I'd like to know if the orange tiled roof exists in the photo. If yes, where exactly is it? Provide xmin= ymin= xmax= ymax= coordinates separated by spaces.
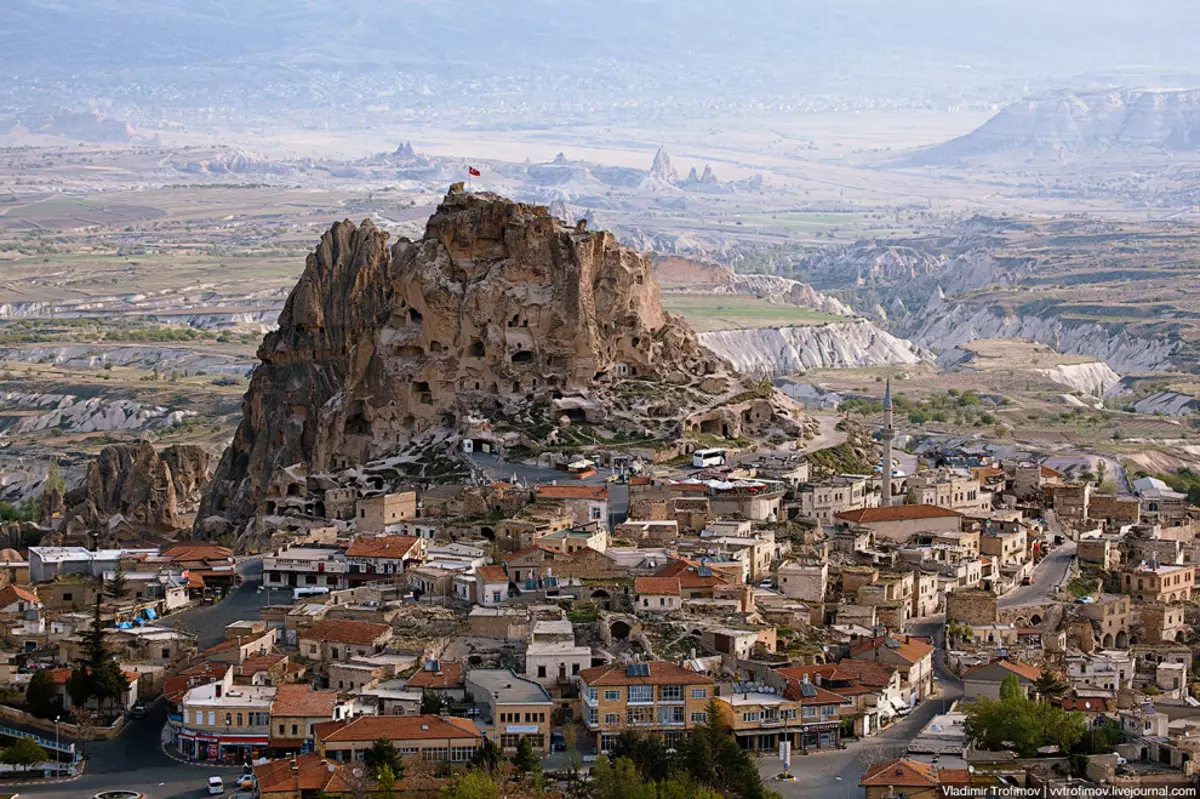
xmin=346 ymin=535 xmax=421 ymax=560
xmin=406 ymin=662 xmax=464 ymax=690
xmin=238 ymin=654 xmax=285 ymax=676
xmin=504 ymin=546 xmax=543 ymax=562
xmin=477 ymin=565 xmax=508 ymax=583
xmin=314 ymin=714 xmax=479 ymax=744
xmin=776 ymin=660 xmax=897 ymax=692
xmin=255 ymin=753 xmax=352 ymax=793
xmin=962 ymin=658 xmax=1043 ymax=683
xmin=862 ymin=758 xmax=941 ymax=787
xmin=579 ymin=661 xmax=713 ymax=687
xmin=849 ymin=634 xmax=935 ymax=665
xmin=837 ymin=505 xmax=962 ymax=524
xmin=0 ymin=585 xmax=39 ymax=607
xmin=535 ymin=484 xmax=608 ymax=501
xmin=271 ymin=684 xmax=339 ymax=718
xmin=163 ymin=544 xmax=233 ymax=562
xmin=635 ymin=576 xmax=680 ymax=596
xmin=301 ymin=619 xmax=391 ymax=646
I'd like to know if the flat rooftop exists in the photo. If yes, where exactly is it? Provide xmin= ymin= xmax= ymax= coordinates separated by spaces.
xmin=467 ymin=669 xmax=552 ymax=705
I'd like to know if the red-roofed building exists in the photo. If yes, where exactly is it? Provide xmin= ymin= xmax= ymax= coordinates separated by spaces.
xmin=313 ymin=714 xmax=481 ymax=763
xmin=836 ymin=504 xmax=963 ymax=542
xmin=849 ymin=634 xmax=936 ymax=700
xmin=255 ymin=752 xmax=354 ymax=799
xmin=406 ymin=660 xmax=466 ymax=700
xmin=775 ymin=660 xmax=904 ymax=737
xmin=298 ymin=619 xmax=392 ymax=663
xmin=577 ymin=661 xmax=716 ymax=753
xmin=268 ymin=684 xmax=341 ymax=753
xmin=860 ymin=758 xmax=971 ymax=799
xmin=634 ymin=576 xmax=680 ymax=613
xmin=475 ymin=565 xmax=510 ymax=607
xmin=345 ymin=535 xmax=425 ymax=584
xmin=534 ymin=484 xmax=609 ymax=527
xmin=961 ymin=658 xmax=1044 ymax=701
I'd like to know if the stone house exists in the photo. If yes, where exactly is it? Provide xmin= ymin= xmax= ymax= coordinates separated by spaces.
xmin=960 ymin=658 xmax=1042 ymax=701
xmin=848 ymin=634 xmax=935 ymax=701
xmin=835 ymin=505 xmax=963 ymax=543
xmin=298 ymin=619 xmax=392 ymax=664
xmin=355 ymin=491 xmax=417 ymax=532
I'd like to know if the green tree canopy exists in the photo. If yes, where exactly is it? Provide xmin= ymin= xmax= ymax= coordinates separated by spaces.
xmin=965 ymin=672 xmax=1086 ymax=757
xmin=511 ymin=736 xmax=539 ymax=775
xmin=438 ymin=768 xmax=500 ymax=799
xmin=1 ymin=736 xmax=48 ymax=769
xmin=25 ymin=668 xmax=58 ymax=719
xmin=363 ymin=736 xmax=404 ymax=781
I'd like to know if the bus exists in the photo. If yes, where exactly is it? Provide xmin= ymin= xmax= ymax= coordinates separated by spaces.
xmin=692 ymin=448 xmax=727 ymax=468
xmin=293 ymin=586 xmax=331 ymax=600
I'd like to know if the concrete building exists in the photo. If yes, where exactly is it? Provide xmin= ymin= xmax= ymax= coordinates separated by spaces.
xmin=525 ymin=619 xmax=593 ymax=688
xmin=356 ymin=491 xmax=418 ymax=532
xmin=262 ymin=545 xmax=347 ymax=592
xmin=534 ymin=484 xmax=609 ymax=527
xmin=314 ymin=715 xmax=481 ymax=763
xmin=1121 ymin=562 xmax=1195 ymax=603
xmin=578 ymin=661 xmax=716 ymax=753
xmin=177 ymin=667 xmax=274 ymax=763
xmin=778 ymin=560 xmax=827 ymax=603
xmin=961 ymin=659 xmax=1043 ymax=701
xmin=715 ymin=677 xmax=848 ymax=753
xmin=465 ymin=668 xmax=554 ymax=755
xmin=835 ymin=505 xmax=963 ymax=543
xmin=298 ymin=619 xmax=392 ymax=663
xmin=906 ymin=470 xmax=992 ymax=515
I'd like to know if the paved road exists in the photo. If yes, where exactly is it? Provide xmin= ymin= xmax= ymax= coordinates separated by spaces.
xmin=174 ymin=557 xmax=267 ymax=649
xmin=18 ymin=558 xmax=267 ymax=798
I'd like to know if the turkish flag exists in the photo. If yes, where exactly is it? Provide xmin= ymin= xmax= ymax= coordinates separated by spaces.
xmin=468 ymin=166 xmax=481 ymax=176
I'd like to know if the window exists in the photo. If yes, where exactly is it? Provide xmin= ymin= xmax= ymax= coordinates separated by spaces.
xmin=291 ymin=723 xmax=298 ymax=735
xmin=63 ymin=593 xmax=72 ymax=602
xmin=422 ymin=747 xmax=450 ymax=762
xmin=628 ymin=685 xmax=653 ymax=704
xmin=573 ymin=663 xmax=580 ymax=675
xmin=236 ymin=713 xmax=243 ymax=727
xmin=660 ymin=685 xmax=682 ymax=701
xmin=184 ymin=710 xmax=190 ymax=724
xmin=604 ymin=689 xmax=622 ymax=701
xmin=585 ymin=687 xmax=598 ymax=704
xmin=691 ymin=688 xmax=708 ymax=700
xmin=225 ymin=713 xmax=232 ymax=726
xmin=690 ymin=712 xmax=707 ymax=723
xmin=451 ymin=746 xmax=476 ymax=762
xmin=604 ymin=713 xmax=621 ymax=725
xmin=802 ymin=706 xmax=817 ymax=719
xmin=743 ymin=711 xmax=761 ymax=722
xmin=161 ymin=648 xmax=171 ymax=660
xmin=781 ymin=709 xmax=797 ymax=720
xmin=278 ymin=723 xmax=285 ymax=734
xmin=207 ymin=712 xmax=215 ymax=726
xmin=626 ymin=706 xmax=654 ymax=725
xmin=538 ymin=666 xmax=547 ymax=678
xmin=821 ymin=705 xmax=836 ymax=718
xmin=658 ymin=706 xmax=685 ymax=725
xmin=587 ymin=708 xmax=599 ymax=726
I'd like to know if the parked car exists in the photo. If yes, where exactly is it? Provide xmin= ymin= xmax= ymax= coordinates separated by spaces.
xmin=208 ymin=775 xmax=224 ymax=795
xmin=551 ymin=732 xmax=566 ymax=752
xmin=131 ymin=700 xmax=147 ymax=719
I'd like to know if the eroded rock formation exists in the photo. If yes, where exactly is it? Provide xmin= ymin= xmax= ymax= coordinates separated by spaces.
xmin=64 ymin=442 xmax=211 ymax=534
xmin=199 ymin=187 xmax=813 ymax=530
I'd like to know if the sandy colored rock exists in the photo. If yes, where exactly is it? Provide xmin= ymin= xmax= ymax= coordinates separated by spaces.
xmin=199 ymin=188 xmax=814 ymax=530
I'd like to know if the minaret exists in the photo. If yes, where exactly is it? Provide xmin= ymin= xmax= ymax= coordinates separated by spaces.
xmin=881 ymin=378 xmax=895 ymax=508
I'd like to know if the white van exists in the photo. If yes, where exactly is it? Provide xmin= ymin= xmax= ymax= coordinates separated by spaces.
xmin=208 ymin=775 xmax=224 ymax=795
xmin=692 ymin=448 xmax=726 ymax=468
xmin=293 ymin=586 xmax=331 ymax=600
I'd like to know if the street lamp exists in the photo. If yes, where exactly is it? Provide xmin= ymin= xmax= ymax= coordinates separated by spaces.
xmin=54 ymin=715 xmax=60 ymax=775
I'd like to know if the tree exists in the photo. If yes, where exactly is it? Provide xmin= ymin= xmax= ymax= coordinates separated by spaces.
xmin=1034 ymin=670 xmax=1071 ymax=703
xmin=376 ymin=763 xmax=397 ymax=799
xmin=590 ymin=755 xmax=646 ymax=799
xmin=965 ymin=673 xmax=1085 ymax=757
xmin=105 ymin=564 xmax=129 ymax=602
xmin=470 ymin=737 xmax=503 ymax=773
xmin=420 ymin=688 xmax=447 ymax=715
xmin=439 ymin=769 xmax=500 ymax=799
xmin=511 ymin=736 xmax=538 ymax=776
xmin=25 ymin=668 xmax=58 ymax=719
xmin=1 ymin=736 xmax=48 ymax=772
xmin=362 ymin=736 xmax=403 ymax=781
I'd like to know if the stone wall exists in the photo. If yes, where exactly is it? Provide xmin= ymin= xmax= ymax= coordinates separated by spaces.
xmin=945 ymin=590 xmax=997 ymax=625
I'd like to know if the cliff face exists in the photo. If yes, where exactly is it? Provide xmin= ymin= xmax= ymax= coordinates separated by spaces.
xmin=909 ymin=89 xmax=1200 ymax=164
xmin=698 ymin=320 xmax=923 ymax=375
xmin=63 ymin=442 xmax=211 ymax=534
xmin=199 ymin=187 xmax=811 ymax=529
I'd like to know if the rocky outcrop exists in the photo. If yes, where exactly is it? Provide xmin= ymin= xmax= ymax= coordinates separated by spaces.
xmin=648 ymin=146 xmax=678 ymax=183
xmin=907 ymin=89 xmax=1200 ymax=164
xmin=909 ymin=303 xmax=1180 ymax=375
xmin=63 ymin=442 xmax=211 ymax=534
xmin=1031 ymin=362 xmax=1121 ymax=398
xmin=1 ymin=392 xmax=196 ymax=435
xmin=653 ymin=256 xmax=854 ymax=316
xmin=698 ymin=320 xmax=924 ymax=375
xmin=1131 ymin=390 xmax=1200 ymax=416
xmin=0 ymin=345 xmax=254 ymax=376
xmin=199 ymin=187 xmax=812 ymax=530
